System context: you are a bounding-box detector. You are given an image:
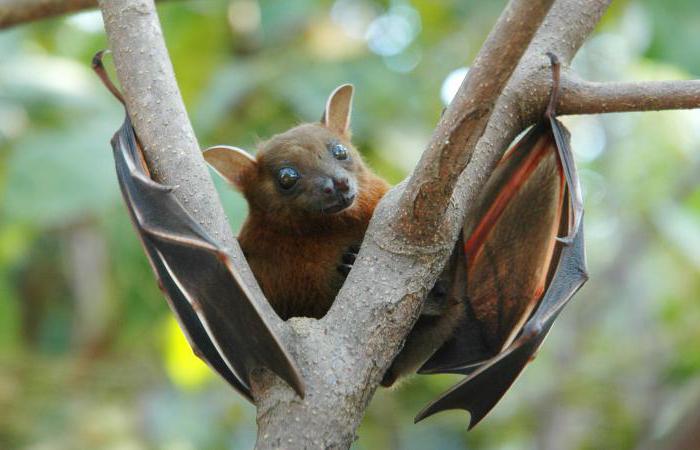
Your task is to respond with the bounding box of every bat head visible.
[204,84,376,225]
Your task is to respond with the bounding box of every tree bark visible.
[98,0,234,249]
[558,75,700,114]
[98,0,283,332]
[0,0,95,28]
[251,2,566,448]
[0,0,168,29]
[397,0,557,241]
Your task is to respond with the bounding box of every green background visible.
[1,0,699,448]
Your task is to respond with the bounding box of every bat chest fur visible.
[239,227,362,320]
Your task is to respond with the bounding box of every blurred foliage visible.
[1,0,699,449]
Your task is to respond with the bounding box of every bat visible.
[92,51,305,401]
[415,53,588,428]
[94,48,585,431]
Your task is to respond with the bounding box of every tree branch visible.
[452,0,612,227]
[97,0,283,333]
[252,1,561,447]
[0,0,171,29]
[396,0,556,244]
[0,0,95,28]
[558,74,700,114]
[98,0,231,246]
[253,0,619,447]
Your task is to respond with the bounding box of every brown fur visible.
[235,123,389,319]
[205,85,460,384]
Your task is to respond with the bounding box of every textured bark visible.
[252,1,613,448]
[97,0,283,332]
[98,0,235,249]
[78,0,700,448]
[396,0,557,243]
[558,75,700,114]
[450,0,614,230]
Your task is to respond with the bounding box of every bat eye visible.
[330,143,349,161]
[277,167,300,190]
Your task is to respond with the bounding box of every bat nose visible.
[333,177,350,193]
[321,177,350,196]
[321,178,335,195]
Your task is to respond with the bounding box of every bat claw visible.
[91,49,125,104]
[430,280,448,298]
[337,244,360,278]
[556,234,574,245]
[380,368,397,387]
[337,264,352,276]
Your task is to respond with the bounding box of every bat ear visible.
[321,84,354,135]
[203,145,257,192]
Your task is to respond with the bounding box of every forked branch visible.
[396,0,556,243]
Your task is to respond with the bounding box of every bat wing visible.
[416,118,587,428]
[111,114,304,400]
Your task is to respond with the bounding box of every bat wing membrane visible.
[112,115,304,400]
[416,119,587,428]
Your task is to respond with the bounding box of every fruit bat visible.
[91,51,304,401]
[93,49,586,429]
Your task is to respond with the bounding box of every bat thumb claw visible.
[555,235,574,245]
[545,51,559,66]
[92,49,125,105]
